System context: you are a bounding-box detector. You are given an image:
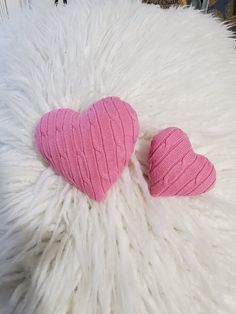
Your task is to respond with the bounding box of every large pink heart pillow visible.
[35,97,139,201]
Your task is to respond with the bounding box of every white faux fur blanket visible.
[0,1,236,313]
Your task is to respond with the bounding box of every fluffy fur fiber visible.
[0,1,236,313]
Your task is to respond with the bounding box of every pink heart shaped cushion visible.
[148,127,216,197]
[35,97,139,201]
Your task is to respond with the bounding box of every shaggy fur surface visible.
[0,1,236,313]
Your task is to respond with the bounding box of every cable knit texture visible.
[149,127,216,197]
[35,96,139,201]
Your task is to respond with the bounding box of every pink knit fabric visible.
[35,97,139,202]
[149,127,216,197]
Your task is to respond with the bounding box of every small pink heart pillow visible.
[149,127,216,197]
[35,97,139,202]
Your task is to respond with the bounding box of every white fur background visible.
[0,1,236,313]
